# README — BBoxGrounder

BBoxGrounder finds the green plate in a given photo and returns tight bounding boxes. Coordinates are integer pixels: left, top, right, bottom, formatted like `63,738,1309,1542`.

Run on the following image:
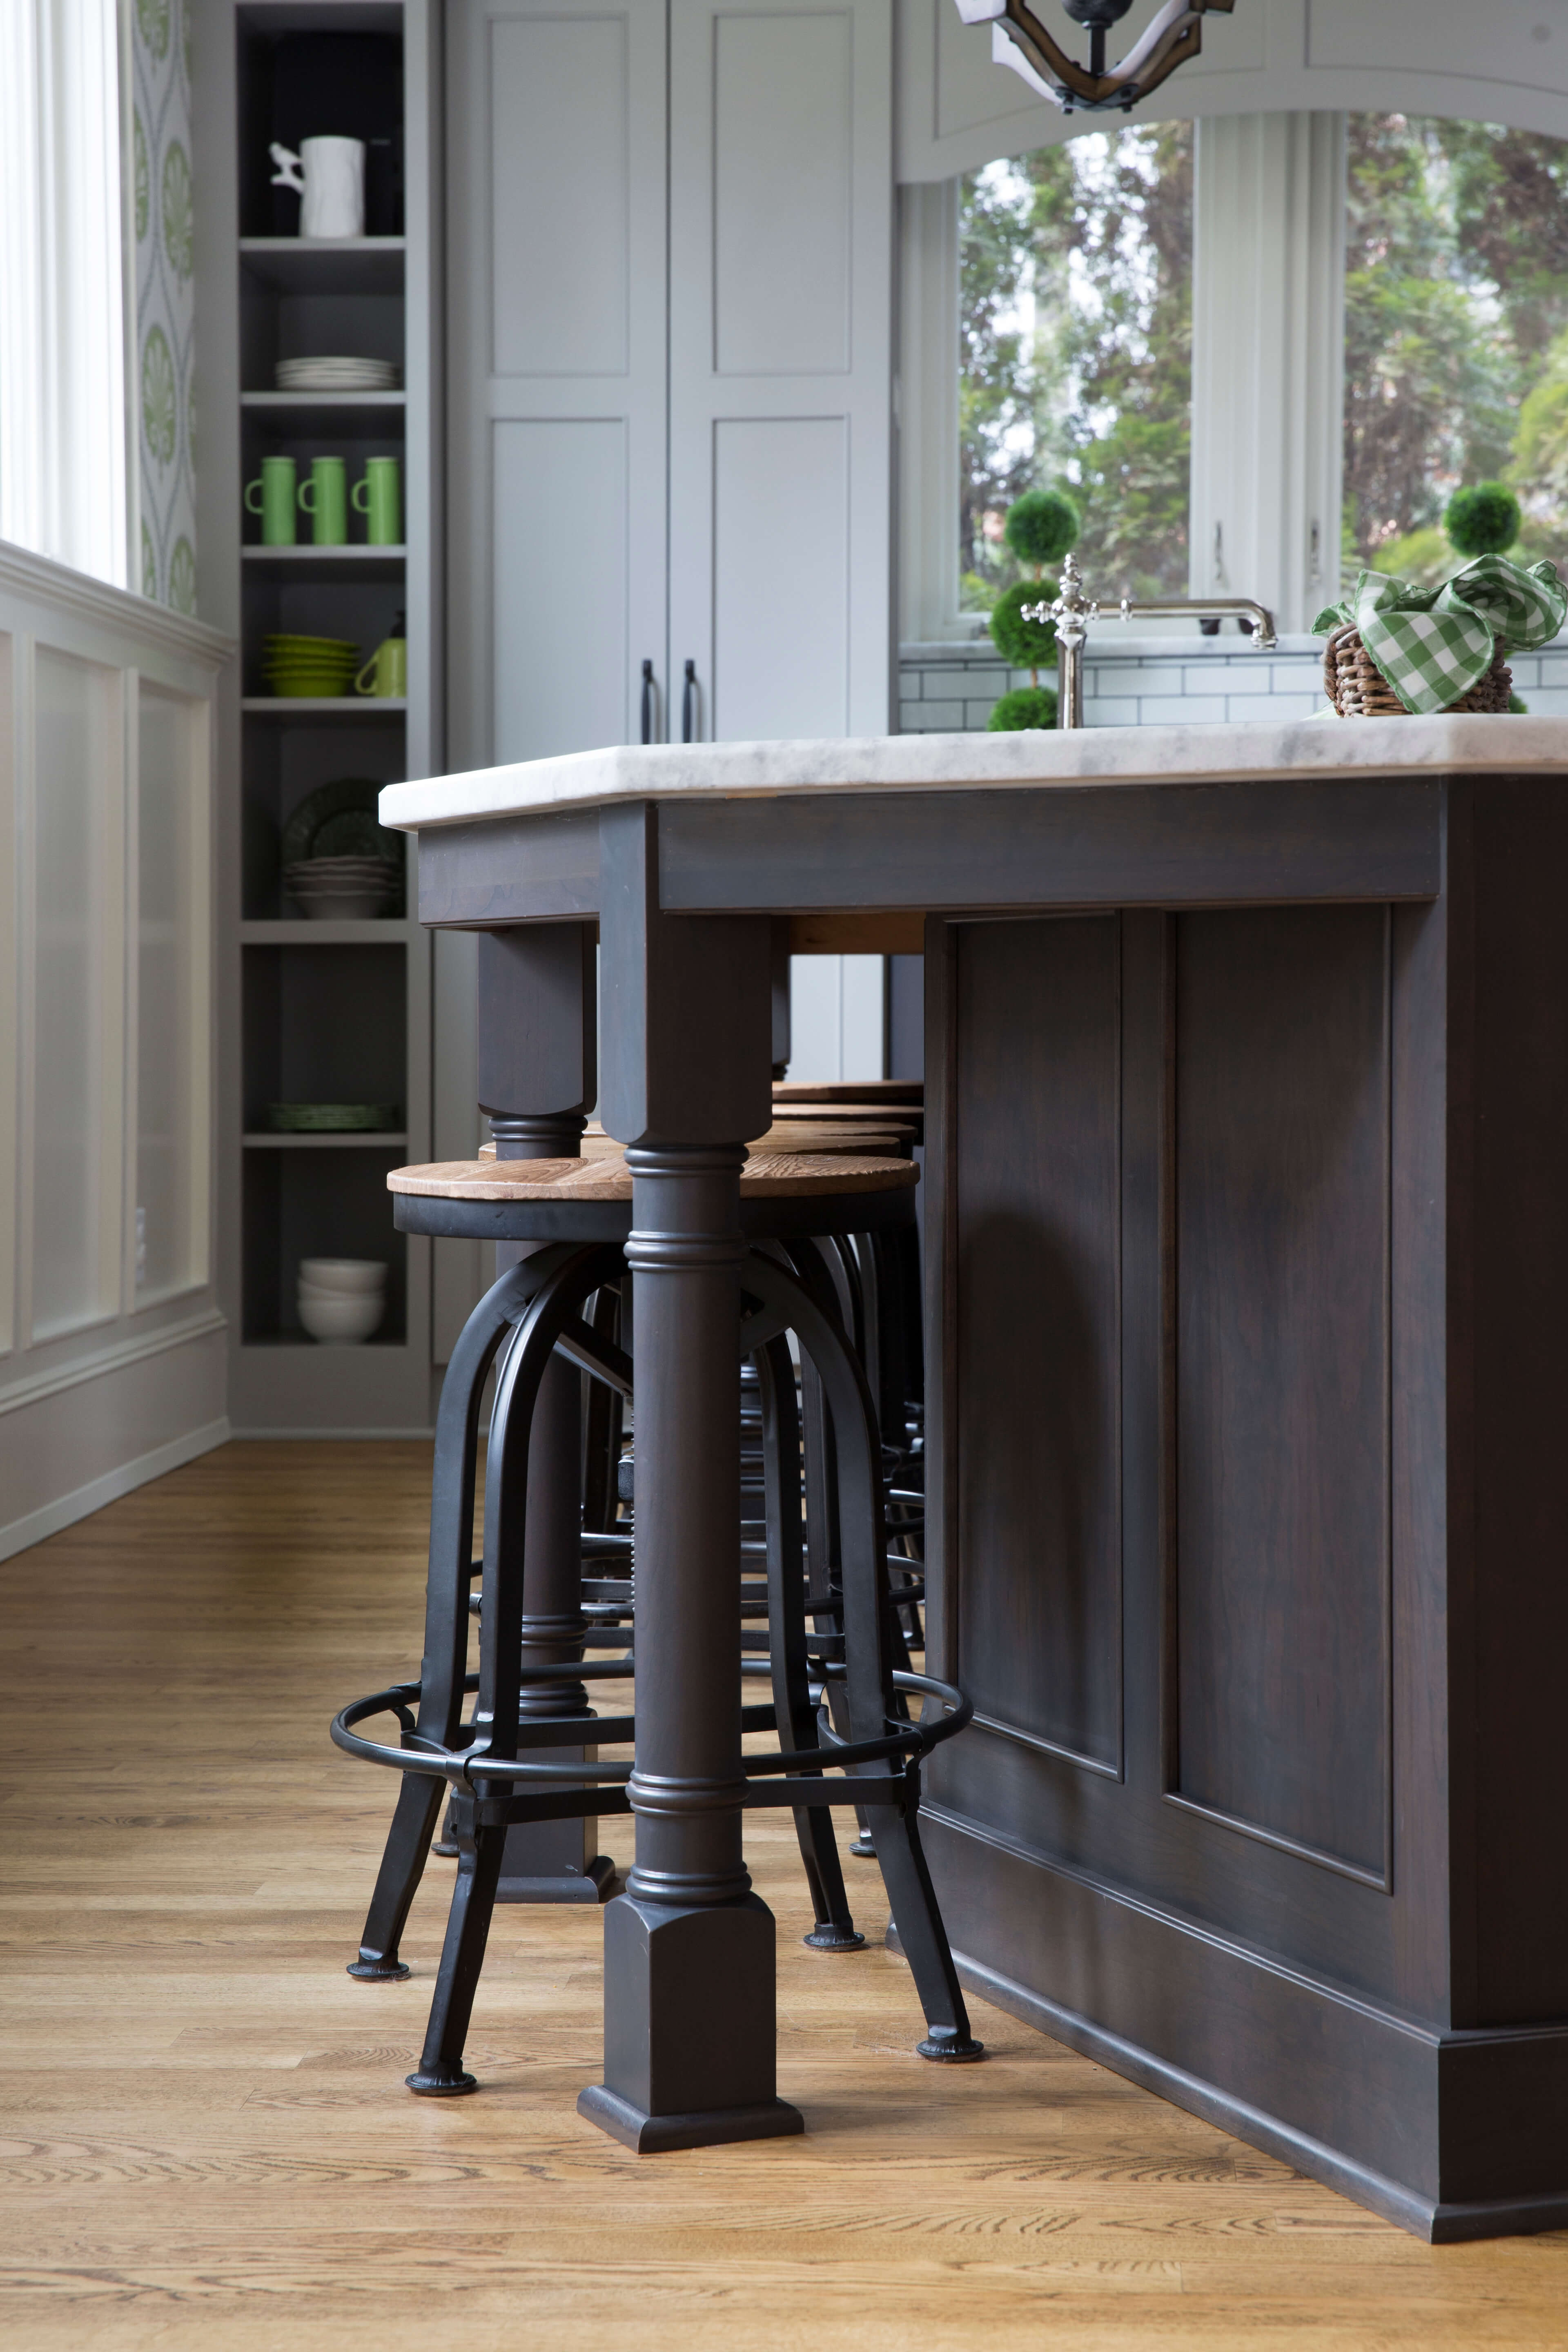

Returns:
266,1102,401,1131
281,777,405,869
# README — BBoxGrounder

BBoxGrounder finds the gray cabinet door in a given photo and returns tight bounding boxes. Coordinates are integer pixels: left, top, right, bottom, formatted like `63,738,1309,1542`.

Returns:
448,0,670,770
667,0,894,746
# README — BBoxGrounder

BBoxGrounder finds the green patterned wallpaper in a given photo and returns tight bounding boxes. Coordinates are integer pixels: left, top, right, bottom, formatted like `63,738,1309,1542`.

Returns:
134,0,197,614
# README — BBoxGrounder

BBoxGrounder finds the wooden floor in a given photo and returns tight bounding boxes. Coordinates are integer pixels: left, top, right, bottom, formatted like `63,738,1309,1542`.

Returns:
3,1443,1568,2349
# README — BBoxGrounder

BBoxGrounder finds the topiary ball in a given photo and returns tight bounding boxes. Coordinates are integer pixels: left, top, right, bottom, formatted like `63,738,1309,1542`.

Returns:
989,581,1058,670
1445,482,1521,559
987,685,1058,732
1004,488,1080,571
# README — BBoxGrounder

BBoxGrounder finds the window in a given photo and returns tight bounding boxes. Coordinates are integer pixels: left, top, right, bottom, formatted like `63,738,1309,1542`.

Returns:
958,124,1193,610
944,107,1568,643
0,0,131,588
1344,115,1568,582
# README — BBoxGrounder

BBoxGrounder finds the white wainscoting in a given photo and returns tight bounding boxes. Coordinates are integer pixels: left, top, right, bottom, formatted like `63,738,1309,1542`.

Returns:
0,540,231,1561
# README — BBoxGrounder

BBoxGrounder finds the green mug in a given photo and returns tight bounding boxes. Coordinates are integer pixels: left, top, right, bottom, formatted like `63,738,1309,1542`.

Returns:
298,455,348,546
354,633,408,697
352,457,401,546
244,456,298,545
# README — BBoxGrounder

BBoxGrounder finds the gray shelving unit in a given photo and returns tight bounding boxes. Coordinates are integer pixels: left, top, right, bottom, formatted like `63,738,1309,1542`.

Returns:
196,0,443,1433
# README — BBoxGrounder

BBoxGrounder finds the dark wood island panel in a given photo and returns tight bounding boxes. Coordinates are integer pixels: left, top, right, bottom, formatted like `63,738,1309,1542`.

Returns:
919,780,1568,2240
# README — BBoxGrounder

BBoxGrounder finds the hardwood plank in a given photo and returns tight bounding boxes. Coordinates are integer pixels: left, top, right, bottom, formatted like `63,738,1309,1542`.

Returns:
0,1442,1564,2347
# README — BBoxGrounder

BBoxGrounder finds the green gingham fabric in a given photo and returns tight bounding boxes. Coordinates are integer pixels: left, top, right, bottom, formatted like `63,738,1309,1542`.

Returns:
1312,555,1568,715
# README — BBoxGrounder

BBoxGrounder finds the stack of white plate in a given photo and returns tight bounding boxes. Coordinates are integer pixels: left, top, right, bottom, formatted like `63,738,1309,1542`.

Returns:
298,1258,386,1345
285,855,401,918
275,355,401,391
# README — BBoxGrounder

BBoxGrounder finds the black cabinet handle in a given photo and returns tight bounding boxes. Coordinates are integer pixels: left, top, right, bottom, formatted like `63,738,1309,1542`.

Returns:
682,659,697,744
640,658,655,746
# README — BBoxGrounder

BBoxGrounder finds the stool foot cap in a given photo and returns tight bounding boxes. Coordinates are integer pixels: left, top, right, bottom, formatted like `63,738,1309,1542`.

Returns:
917,2033,986,2063
847,1835,877,1858
347,1958,410,1981
406,2066,477,2096
430,1839,459,1858
804,1925,866,1952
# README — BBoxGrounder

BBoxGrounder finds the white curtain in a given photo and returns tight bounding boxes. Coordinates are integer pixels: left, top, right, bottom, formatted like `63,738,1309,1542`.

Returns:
0,0,131,588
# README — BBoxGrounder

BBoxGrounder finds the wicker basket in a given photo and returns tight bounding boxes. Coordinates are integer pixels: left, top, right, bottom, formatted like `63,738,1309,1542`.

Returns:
1323,623,1512,717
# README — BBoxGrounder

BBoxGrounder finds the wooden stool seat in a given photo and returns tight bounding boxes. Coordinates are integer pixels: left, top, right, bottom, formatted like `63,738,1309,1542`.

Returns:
768,1102,925,1146
773,1080,924,1107
388,1153,918,1244
392,1152,916,1201
477,1121,913,1161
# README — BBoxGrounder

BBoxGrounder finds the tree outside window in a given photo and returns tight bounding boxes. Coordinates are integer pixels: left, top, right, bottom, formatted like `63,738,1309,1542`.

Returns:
959,124,1193,611
1342,116,1568,584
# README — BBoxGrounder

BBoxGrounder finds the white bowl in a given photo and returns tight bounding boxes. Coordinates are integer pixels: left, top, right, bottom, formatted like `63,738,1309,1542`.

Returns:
300,1258,387,1293
298,1292,385,1345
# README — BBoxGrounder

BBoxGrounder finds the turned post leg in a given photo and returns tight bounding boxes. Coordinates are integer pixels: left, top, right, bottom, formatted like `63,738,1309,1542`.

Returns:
577,805,791,2149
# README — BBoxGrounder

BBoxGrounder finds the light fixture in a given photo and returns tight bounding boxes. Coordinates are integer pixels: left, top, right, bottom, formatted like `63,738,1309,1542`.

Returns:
951,0,1235,116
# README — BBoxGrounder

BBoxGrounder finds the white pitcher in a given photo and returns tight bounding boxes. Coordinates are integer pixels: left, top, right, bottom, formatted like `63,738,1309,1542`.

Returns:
270,137,365,241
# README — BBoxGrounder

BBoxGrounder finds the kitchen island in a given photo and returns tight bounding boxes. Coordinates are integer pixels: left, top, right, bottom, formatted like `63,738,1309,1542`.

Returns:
383,716,1568,2241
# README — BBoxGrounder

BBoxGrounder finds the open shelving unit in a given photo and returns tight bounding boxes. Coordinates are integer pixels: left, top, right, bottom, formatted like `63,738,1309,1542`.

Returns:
199,0,442,1432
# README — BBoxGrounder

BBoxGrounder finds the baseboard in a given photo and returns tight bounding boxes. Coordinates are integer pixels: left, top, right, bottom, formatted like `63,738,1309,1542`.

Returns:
0,1417,230,1562
938,1944,1568,2244
935,1939,1442,2238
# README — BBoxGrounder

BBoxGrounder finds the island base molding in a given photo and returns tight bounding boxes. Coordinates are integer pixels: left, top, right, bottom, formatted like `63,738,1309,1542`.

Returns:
919,1813,1568,2243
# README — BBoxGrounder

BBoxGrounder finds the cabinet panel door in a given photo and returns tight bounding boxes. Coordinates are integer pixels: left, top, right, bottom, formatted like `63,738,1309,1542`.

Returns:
668,0,893,745
448,0,669,771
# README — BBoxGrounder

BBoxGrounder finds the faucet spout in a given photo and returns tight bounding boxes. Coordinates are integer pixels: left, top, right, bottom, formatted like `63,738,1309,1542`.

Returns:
1118,595,1278,650
1021,561,1278,728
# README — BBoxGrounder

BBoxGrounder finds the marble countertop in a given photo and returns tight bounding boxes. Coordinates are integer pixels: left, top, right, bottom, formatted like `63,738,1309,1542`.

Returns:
380,714,1568,832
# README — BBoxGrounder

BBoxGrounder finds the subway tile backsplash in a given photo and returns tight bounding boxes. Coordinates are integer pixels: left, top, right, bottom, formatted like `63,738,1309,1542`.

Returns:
897,636,1568,731
896,635,1326,732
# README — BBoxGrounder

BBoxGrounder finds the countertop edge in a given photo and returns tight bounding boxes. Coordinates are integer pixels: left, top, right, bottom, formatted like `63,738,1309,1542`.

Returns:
380,717,1568,833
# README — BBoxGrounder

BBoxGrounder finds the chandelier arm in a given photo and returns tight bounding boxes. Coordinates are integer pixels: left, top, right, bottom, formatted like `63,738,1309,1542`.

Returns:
1111,0,1218,85
987,0,1232,112
991,2,1107,100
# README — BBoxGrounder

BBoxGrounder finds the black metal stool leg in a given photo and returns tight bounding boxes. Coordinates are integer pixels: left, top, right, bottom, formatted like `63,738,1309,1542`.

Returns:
407,1246,612,2088
859,1777,977,2059
745,1252,983,2062
406,1797,507,2094
791,1241,874,1859
827,1335,982,2059
752,1330,862,1953
350,1253,570,1981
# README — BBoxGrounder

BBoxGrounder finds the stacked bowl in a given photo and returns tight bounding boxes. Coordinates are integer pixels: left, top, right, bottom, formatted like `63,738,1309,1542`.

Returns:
298,1258,386,1344
284,855,402,918
264,634,359,698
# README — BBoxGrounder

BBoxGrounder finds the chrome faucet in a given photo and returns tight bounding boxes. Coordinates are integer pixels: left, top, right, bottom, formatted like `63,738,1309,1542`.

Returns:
1022,552,1278,728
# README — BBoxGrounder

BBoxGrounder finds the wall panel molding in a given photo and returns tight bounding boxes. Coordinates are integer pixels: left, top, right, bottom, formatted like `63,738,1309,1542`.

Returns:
0,552,225,1553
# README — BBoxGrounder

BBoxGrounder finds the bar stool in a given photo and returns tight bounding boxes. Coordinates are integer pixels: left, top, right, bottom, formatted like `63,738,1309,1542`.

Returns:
332,1146,984,2094
457,1121,927,1841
